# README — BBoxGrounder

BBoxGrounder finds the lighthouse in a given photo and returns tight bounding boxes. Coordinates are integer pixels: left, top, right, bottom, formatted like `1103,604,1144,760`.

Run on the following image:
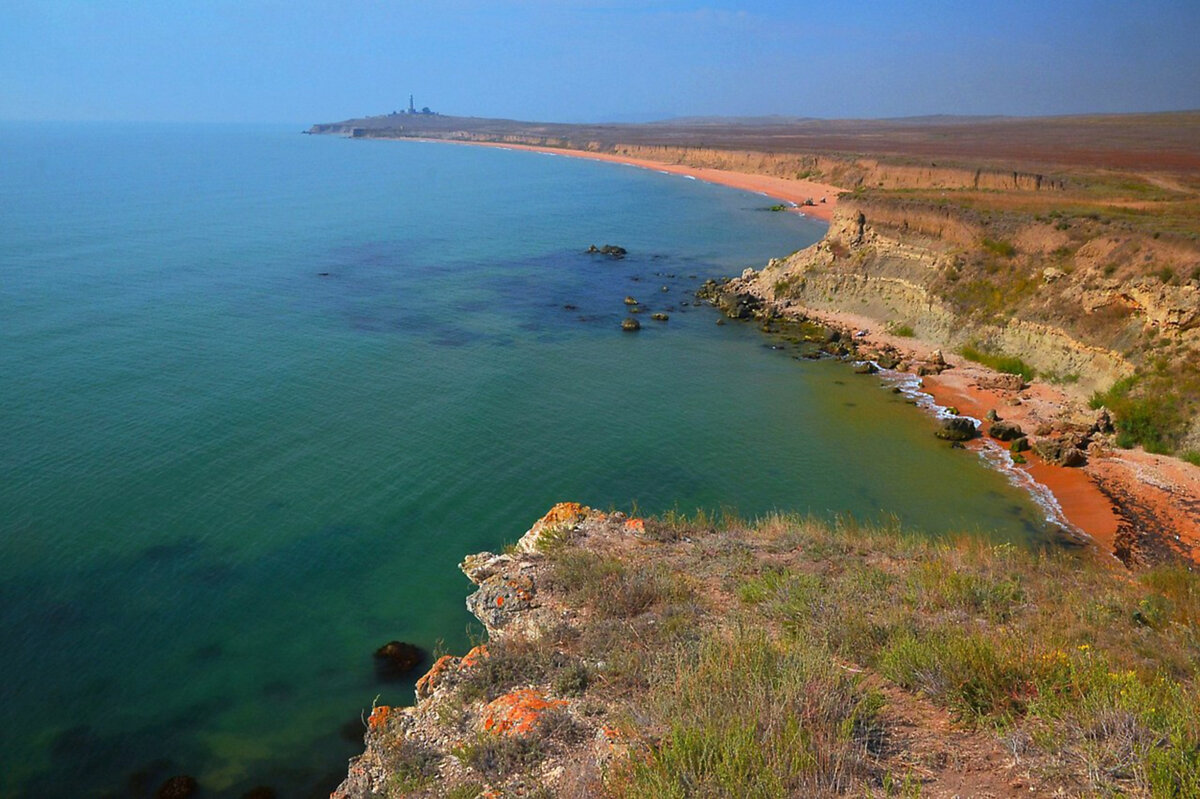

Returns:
408,94,415,114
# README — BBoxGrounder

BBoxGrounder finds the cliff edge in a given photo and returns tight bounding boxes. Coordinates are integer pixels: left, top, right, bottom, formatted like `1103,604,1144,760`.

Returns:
335,502,1200,798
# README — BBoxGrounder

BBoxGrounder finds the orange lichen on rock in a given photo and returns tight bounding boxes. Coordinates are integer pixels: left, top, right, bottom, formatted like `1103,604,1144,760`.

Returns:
461,644,489,669
415,655,459,699
367,705,392,730
623,518,645,533
538,502,592,527
481,689,567,736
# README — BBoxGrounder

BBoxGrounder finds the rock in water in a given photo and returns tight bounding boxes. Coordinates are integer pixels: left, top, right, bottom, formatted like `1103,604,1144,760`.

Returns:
622,318,641,332
935,416,979,442
374,641,425,680
155,776,198,799
651,313,669,322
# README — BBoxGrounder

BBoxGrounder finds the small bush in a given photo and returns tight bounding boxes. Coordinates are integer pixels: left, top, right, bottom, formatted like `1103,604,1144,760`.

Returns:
1182,451,1200,467
982,238,1017,257
454,733,545,782
888,322,916,338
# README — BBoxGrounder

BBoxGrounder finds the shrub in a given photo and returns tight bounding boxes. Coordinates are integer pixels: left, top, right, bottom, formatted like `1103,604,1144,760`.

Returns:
982,238,1017,257
1090,376,1185,454
888,322,916,337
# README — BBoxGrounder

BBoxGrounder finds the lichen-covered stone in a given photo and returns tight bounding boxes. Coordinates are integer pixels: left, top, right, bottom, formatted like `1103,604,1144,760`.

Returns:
482,689,568,736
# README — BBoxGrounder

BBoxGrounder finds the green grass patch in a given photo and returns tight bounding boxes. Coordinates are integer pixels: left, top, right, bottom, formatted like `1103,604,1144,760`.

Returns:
959,343,1037,380
607,631,879,798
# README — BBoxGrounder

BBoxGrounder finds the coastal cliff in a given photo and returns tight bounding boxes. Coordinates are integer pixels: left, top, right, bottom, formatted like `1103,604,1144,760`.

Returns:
722,196,1200,449
335,502,1200,798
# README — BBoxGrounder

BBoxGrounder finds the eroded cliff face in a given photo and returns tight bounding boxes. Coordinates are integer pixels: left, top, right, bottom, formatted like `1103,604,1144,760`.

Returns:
608,146,1067,192
729,198,1200,411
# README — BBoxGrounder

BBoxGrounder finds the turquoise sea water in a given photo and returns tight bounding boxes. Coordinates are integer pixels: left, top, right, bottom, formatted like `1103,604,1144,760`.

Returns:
1,124,1052,797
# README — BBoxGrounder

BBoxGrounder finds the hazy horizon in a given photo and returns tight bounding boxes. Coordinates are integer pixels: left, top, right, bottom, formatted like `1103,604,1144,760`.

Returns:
3,1,1200,124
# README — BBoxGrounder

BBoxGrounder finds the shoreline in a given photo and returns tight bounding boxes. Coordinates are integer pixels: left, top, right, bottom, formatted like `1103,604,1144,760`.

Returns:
761,302,1200,566
352,132,1198,567
410,137,842,222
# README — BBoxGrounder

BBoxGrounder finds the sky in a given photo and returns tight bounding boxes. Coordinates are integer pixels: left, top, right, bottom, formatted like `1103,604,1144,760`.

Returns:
2,0,1199,124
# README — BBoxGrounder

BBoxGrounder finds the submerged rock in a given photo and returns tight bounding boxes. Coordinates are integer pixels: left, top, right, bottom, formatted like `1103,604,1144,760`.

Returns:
155,776,198,799
853,362,879,375
935,416,979,442
240,787,277,799
651,313,669,322
373,641,425,680
623,296,639,305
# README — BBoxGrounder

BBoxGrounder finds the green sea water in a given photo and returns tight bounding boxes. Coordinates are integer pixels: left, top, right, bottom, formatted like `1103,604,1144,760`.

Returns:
0,124,1053,797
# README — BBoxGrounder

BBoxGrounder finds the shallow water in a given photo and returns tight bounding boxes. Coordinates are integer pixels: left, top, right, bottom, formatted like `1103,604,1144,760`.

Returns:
0,124,1052,797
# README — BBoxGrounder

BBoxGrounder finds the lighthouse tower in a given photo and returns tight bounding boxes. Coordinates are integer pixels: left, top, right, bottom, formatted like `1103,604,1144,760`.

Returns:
408,94,415,114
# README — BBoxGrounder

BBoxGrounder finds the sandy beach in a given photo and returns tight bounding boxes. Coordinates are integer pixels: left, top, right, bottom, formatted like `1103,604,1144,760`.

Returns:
419,139,842,222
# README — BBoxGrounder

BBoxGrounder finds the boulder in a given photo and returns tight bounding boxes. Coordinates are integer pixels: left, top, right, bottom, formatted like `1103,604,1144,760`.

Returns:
374,641,425,681
586,244,626,258
623,296,638,305
935,416,979,442
988,420,1025,441
977,373,1026,392
622,318,640,332
717,292,762,320
651,313,669,322
1010,437,1031,453
1033,438,1088,467
853,362,879,375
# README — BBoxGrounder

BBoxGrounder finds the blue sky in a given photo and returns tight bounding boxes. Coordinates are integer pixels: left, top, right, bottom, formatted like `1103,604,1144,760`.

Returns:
2,0,1198,123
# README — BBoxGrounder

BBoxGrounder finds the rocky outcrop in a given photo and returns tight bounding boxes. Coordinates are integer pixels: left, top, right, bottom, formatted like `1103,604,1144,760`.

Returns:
332,504,650,799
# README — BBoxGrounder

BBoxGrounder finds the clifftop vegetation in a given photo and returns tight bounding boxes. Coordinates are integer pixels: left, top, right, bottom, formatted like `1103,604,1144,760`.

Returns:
335,503,1200,798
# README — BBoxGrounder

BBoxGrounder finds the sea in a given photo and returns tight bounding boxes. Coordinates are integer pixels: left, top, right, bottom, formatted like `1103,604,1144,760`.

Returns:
0,123,1054,798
